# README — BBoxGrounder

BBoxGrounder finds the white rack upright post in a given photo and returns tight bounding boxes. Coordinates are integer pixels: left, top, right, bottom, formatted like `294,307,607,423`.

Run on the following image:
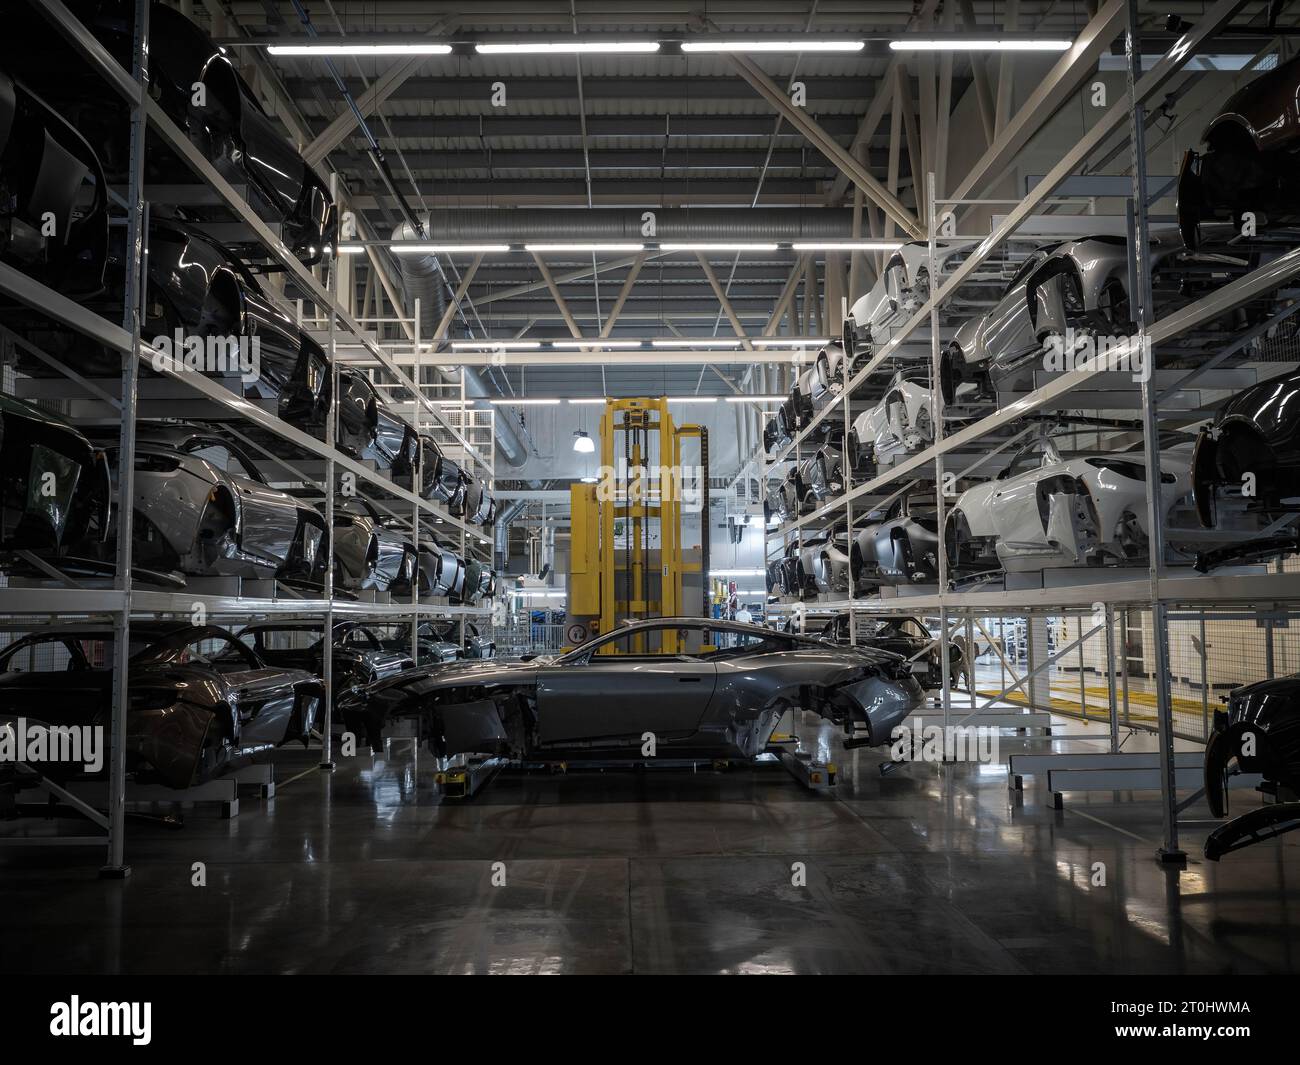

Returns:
1126,0,1184,864
102,0,150,880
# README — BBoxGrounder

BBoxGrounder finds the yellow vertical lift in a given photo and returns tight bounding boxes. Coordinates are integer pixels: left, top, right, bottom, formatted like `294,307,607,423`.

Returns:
568,397,708,650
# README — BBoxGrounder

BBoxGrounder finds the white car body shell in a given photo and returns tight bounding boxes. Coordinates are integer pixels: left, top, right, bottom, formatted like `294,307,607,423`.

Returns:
951,443,1191,572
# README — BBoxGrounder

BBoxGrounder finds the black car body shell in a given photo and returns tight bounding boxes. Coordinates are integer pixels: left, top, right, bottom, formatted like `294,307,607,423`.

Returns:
0,393,110,555
239,621,413,703
5,2,335,263
0,69,108,297
0,621,322,788
329,497,417,593
1178,53,1300,247
1192,366,1300,531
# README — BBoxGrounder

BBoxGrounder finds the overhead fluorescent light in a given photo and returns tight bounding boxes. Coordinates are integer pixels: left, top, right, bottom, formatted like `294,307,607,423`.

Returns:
652,339,743,348
391,244,512,254
752,338,830,347
659,242,779,251
791,241,904,251
450,341,543,350
526,243,645,253
336,244,367,254
725,395,785,402
681,40,864,53
550,340,643,349
488,398,562,405
568,398,608,405
889,39,1072,52
710,568,765,577
579,476,599,483
476,41,661,55
267,43,453,56
665,396,719,403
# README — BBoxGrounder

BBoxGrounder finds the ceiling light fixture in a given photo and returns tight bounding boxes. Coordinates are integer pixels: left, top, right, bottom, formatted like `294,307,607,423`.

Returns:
725,395,786,402
525,243,645,253
665,396,719,403
450,341,543,350
567,398,609,405
889,38,1072,51
476,41,661,55
652,339,743,348
488,398,562,405
681,40,864,53
658,242,779,251
572,430,596,453
267,43,453,56
549,340,644,349
791,241,905,251
391,244,512,254
751,338,831,347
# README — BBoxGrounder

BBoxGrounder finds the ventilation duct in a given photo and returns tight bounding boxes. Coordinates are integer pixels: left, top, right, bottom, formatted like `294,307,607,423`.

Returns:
406,208,856,243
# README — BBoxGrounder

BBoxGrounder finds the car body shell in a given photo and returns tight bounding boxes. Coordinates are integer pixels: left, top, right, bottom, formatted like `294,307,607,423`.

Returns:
0,69,108,297
843,241,975,358
942,247,1058,402
947,440,1191,575
1178,53,1300,246
0,393,110,556
91,423,326,582
239,621,413,703
13,2,336,264
330,498,418,593
819,613,962,690
866,492,942,586
336,617,924,760
0,622,322,788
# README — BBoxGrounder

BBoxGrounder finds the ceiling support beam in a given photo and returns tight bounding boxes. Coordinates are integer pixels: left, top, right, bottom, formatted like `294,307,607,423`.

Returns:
599,254,645,337
431,254,484,346
530,252,585,338
300,15,458,167
476,252,669,307
695,254,754,350
724,54,923,238
959,0,997,143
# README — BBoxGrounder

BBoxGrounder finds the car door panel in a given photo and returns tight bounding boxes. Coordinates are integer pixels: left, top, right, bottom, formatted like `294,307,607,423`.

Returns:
536,658,717,746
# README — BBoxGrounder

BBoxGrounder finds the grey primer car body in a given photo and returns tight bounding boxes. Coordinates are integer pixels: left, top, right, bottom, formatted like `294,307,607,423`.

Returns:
90,422,326,583
0,622,322,789
337,617,923,757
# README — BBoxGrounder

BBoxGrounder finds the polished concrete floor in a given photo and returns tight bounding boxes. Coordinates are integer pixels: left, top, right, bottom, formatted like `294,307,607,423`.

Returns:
1,712,1297,974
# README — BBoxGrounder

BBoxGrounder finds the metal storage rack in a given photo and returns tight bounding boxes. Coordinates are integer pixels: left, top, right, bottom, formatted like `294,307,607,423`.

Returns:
761,0,1298,862
0,0,497,873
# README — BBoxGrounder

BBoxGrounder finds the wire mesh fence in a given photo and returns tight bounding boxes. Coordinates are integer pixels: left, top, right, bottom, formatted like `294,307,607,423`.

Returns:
960,605,1300,744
